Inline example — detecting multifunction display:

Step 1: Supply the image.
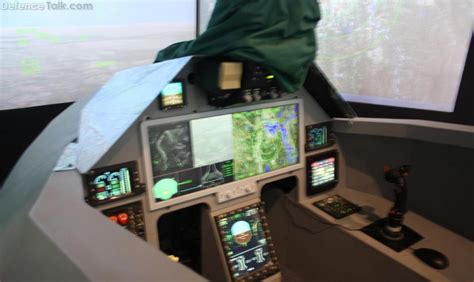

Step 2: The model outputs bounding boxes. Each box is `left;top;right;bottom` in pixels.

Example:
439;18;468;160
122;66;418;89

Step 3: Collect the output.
159;81;186;110
305;122;334;151
83;161;144;206
306;150;338;196
215;203;279;281
142;102;301;205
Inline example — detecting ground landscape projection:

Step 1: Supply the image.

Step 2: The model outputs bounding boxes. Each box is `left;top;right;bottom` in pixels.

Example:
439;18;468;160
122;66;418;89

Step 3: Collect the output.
232;104;299;180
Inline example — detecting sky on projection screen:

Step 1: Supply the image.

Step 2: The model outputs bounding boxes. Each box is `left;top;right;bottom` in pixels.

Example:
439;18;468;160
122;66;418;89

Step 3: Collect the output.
0;0;196;110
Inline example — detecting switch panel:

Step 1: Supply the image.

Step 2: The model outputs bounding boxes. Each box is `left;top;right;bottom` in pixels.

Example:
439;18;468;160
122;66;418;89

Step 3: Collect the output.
216;183;257;203
102;201;146;240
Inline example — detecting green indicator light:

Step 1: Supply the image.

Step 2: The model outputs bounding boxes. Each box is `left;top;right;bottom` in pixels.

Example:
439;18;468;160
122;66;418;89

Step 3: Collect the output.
266;75;274;79
178;180;193;186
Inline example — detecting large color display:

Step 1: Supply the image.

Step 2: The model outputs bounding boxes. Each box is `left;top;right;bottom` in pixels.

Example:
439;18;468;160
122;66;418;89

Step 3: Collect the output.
146;104;299;202
215;203;279;280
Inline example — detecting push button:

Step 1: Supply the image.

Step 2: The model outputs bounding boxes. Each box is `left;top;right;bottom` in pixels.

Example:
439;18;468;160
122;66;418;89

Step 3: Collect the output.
117;213;129;225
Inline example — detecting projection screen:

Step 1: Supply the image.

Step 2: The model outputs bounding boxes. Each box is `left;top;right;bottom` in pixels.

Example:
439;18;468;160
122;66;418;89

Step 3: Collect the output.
200;0;472;113
0;0;196;110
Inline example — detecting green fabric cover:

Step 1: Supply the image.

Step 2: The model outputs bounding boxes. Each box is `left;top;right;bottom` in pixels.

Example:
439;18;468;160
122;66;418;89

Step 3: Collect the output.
154;0;321;93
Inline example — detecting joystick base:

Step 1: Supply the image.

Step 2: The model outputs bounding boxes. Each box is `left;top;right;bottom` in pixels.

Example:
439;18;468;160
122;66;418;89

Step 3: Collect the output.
362;218;423;252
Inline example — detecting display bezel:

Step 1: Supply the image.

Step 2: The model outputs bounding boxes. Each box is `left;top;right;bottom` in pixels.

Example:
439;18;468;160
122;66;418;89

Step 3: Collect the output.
159;80;187;111
214;202;280;281
305;121;333;152
141;99;304;211
306;150;339;196
83;161;144;206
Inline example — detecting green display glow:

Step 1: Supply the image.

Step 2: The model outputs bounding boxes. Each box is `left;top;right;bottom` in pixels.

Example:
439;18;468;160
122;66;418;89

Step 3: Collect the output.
153;178;178;201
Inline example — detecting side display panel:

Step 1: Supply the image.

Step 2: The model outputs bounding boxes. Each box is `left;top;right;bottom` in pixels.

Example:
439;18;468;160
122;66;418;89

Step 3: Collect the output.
306;150;338;196
159;81;186;110
83;161;144;206
215;203;279;281
305;122;334;151
142;101;302;208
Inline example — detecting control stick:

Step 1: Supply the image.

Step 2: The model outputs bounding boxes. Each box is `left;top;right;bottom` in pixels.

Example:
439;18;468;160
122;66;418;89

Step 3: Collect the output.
383;165;411;239
361;164;423;252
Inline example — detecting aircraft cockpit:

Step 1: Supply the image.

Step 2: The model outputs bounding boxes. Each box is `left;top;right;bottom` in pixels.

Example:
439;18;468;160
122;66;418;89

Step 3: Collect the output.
0;1;473;281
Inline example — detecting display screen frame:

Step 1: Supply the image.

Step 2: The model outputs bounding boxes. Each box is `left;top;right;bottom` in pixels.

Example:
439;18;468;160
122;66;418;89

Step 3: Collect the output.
159;80;187;111
214;202;280;281
141;99;304;211
305;121;333;152
306;150;339;196
83;161;144;206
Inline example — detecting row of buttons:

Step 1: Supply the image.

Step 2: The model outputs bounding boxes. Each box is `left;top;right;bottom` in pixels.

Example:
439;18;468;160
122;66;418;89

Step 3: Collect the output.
103;202;146;240
217;184;257;203
314;195;361;219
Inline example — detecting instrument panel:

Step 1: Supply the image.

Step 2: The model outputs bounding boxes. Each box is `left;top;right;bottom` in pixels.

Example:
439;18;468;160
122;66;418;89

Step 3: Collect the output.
78;69;339;282
141;100;304;210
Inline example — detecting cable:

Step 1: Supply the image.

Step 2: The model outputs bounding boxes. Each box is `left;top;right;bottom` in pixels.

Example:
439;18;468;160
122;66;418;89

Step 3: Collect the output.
281;196;335;236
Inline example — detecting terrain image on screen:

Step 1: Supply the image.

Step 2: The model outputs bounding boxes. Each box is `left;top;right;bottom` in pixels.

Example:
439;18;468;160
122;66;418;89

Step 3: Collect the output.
232;104;299;180
148;122;193;176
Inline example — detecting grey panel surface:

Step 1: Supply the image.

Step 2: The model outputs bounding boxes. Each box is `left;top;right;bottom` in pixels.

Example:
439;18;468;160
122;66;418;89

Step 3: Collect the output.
333;118;474;149
0;96;89;278
30;171;205;281
337;132;474;240
1;216;87;280
264;193;426;282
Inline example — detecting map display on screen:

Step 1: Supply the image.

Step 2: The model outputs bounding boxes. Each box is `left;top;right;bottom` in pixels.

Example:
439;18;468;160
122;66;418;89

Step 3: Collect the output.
232;106;299;180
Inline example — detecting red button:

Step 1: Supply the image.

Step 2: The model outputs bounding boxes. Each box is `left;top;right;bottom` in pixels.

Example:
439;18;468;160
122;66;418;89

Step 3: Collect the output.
117;213;129;225
108;215;118;223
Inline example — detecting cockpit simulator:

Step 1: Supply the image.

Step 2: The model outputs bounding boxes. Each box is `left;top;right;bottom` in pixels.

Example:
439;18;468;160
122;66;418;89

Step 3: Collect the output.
1;0;472;281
